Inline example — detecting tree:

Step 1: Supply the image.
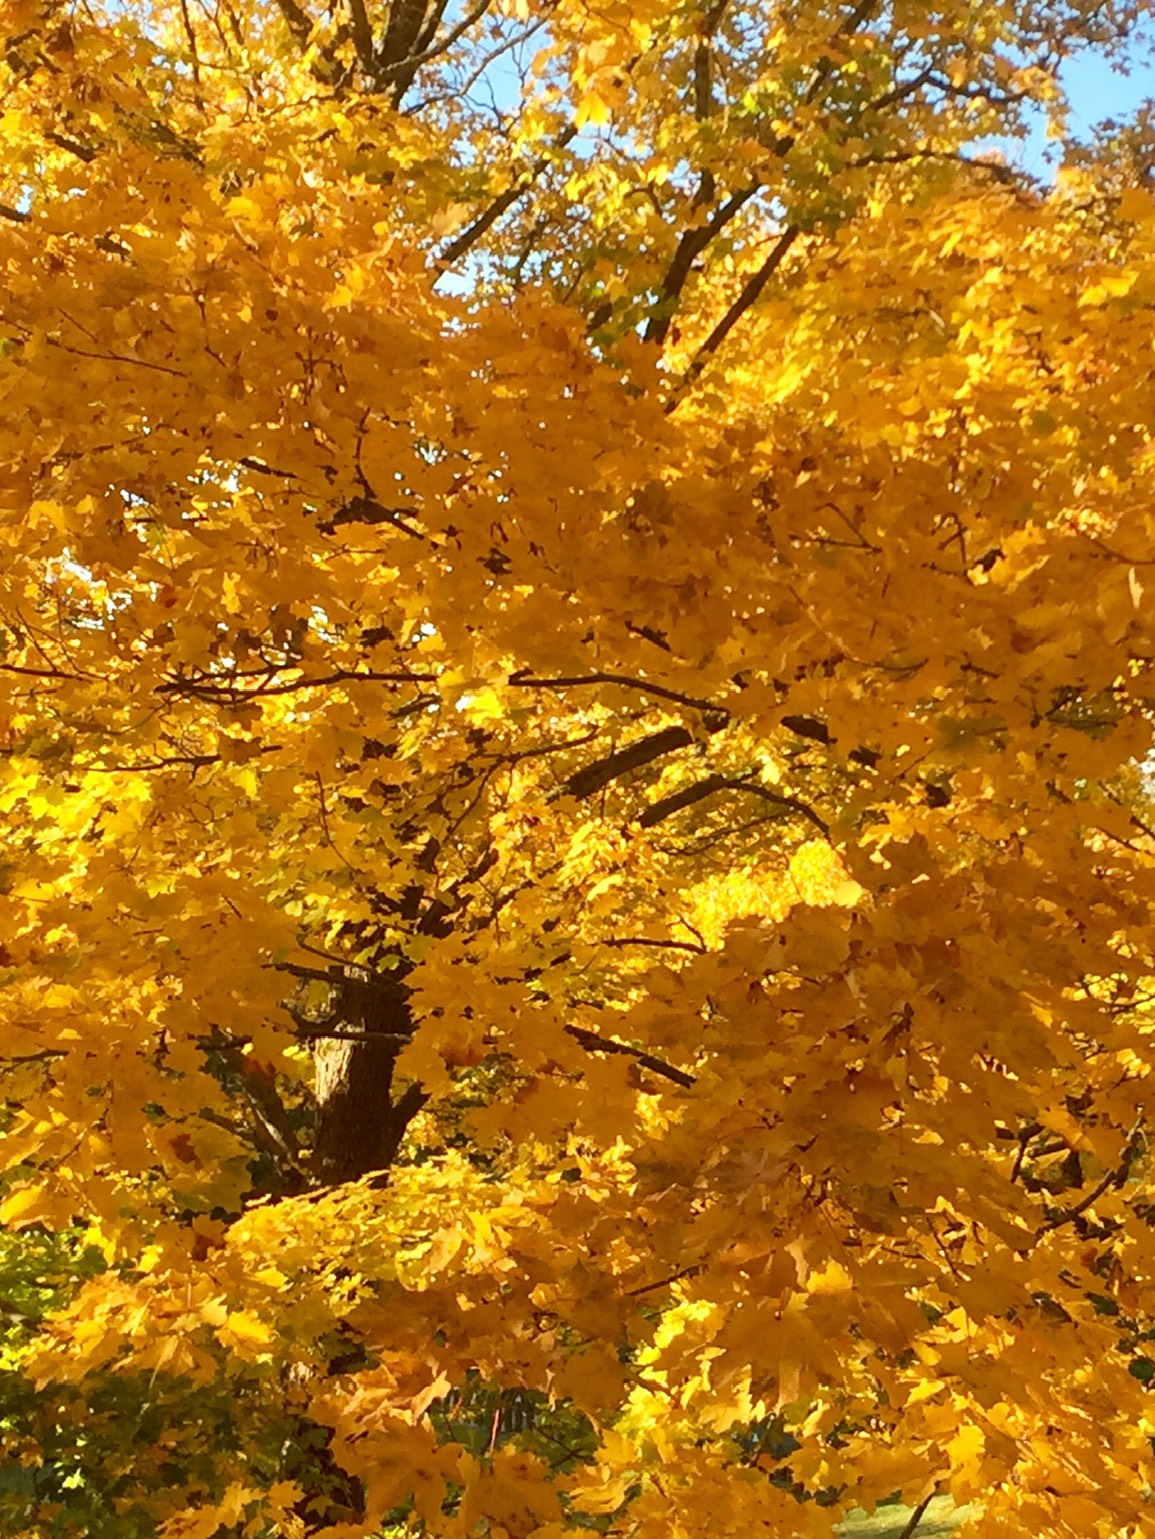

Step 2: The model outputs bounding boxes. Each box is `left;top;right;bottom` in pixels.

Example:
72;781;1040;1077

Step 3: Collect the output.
3;0;1155;1533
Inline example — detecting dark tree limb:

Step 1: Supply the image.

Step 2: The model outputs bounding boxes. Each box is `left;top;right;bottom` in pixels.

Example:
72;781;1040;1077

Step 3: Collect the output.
158;666;436;700
437;125;579;265
780;713;880;768
508;669;728;718
1036;1117;1144;1240
599;936;706;955
45;130;97;162
625;1263;703;1297
646;0;884;349
638;771;829;834
311;970;427;1183
0;1050;65;1072
382;0;488;102
804;0;880;104
377;0;449;97
346;0;376;73
897;1491;938;1539
673;223;800;394
273;0;314;49
560;724;696;800
271;0;348;84
210;1041;303;1171
644;184;760;344
564;1025;695;1089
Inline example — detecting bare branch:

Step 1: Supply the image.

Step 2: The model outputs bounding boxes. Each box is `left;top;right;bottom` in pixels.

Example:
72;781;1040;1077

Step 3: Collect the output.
211;1041;303;1165
45;131;97;163
177;0;203;99
386;0;491;100
377;0;450;96
692;0;730;124
238;455;299;479
0;1050;65;1072
320;494;424;539
649;0;884;354
804;0;880;103
560;725;705;801
1;660;89;681
625;1263;703;1297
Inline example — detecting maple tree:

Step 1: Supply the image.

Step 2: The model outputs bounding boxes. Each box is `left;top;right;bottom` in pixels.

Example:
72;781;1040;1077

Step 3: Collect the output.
4;0;1155;1534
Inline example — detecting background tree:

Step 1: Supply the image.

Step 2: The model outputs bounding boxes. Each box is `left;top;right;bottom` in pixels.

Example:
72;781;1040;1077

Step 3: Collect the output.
4;0;1155;1536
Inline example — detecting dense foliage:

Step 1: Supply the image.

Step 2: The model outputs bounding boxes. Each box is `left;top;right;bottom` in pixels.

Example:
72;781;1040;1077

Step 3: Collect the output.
4;0;1155;1534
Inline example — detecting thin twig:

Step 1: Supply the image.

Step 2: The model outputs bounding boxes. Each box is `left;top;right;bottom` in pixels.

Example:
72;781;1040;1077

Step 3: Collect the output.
599;936;707;955
625;1263;703;1297
509;669;727;717
564;1024;695;1089
158;667;436;698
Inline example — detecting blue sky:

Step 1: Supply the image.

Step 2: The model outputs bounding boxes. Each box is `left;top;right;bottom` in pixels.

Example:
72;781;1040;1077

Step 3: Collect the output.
1013;34;1155;176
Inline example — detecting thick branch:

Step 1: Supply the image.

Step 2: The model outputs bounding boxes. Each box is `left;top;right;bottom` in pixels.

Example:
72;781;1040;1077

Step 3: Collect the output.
639;771;829;834
438;125;578;265
804;0;879;103
273;0;314;47
599;936;706;955
780;713;880;768
561;725;695;800
270;0;347;84
675;224;800;392
346;0;376;73
644;185;759;344
211;1042;302;1170
0;1050;65;1072
45;131;97;163
377;0;449;97
382;0;487;101
647;0;882;349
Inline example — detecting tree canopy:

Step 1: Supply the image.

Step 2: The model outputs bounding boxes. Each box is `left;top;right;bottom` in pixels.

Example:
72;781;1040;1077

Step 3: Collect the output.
4;0;1155;1535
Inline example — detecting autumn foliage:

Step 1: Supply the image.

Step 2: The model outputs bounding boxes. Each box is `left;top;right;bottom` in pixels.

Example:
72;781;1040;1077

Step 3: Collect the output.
5;0;1155;1534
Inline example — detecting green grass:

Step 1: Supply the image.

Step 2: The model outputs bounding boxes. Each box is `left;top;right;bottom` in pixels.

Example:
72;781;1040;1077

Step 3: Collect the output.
838;1494;974;1538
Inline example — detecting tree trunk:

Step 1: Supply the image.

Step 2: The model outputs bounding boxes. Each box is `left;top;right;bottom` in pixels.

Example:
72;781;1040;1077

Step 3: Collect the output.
311;970;426;1184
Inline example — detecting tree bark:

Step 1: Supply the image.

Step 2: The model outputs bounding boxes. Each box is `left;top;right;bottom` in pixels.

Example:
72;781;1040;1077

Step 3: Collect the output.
311;970;426;1184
